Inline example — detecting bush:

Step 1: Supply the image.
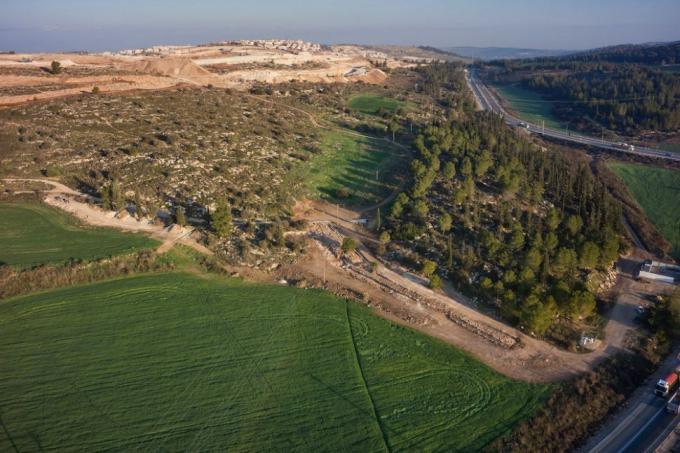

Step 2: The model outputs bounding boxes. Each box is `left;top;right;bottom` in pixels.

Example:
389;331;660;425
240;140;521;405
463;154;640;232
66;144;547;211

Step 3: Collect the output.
421;259;437;277
487;353;658;453
0;251;170;299
49;60;62;75
429;274;442;289
175;207;187;226
335;187;351;199
341;237;357;254
91;86;100;94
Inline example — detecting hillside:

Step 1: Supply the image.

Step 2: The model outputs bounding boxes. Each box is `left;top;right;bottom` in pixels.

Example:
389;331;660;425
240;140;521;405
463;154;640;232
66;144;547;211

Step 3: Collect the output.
565;40;680;65
482;41;680;136
445;46;571;61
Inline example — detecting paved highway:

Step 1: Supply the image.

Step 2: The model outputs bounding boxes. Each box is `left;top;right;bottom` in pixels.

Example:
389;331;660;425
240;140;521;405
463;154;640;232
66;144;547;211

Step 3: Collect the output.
466;70;680;163
466;70;680;451
583;348;680;453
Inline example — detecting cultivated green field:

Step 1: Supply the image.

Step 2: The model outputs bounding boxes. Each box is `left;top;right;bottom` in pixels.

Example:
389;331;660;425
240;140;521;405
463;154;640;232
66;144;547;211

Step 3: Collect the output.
0;202;158;268
493;83;565;130
348;93;406;115
0;273;549;452
608;162;680;258
300;129;410;205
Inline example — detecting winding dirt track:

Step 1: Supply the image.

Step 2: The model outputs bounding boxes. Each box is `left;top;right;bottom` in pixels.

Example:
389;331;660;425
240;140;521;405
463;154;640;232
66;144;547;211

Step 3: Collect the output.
2;178;212;256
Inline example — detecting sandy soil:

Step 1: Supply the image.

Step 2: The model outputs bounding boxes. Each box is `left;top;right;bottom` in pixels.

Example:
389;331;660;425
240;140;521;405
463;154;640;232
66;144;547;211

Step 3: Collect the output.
0;42;403;106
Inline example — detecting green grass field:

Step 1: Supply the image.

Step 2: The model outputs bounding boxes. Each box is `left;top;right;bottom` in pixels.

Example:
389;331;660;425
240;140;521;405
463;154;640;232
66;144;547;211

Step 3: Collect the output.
301;129;409;206
0;202;158;268
348;93;406;115
608;162;680;258
493;83;565;130
0;273;549;452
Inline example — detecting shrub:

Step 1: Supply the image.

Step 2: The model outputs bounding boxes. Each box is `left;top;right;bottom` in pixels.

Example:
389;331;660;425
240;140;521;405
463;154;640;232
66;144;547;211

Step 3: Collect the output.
487;353;658;453
175;207;187;226
49;60;62;74
421;259;437;277
335;187;351;199
341;237;357;254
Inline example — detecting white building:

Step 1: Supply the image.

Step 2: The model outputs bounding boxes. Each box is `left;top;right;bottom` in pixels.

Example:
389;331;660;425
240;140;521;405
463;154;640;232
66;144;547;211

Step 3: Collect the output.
637;260;680;284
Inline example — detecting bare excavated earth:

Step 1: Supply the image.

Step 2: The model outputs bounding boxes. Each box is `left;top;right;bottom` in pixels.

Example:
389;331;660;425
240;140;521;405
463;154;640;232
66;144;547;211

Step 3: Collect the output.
0;41;411;106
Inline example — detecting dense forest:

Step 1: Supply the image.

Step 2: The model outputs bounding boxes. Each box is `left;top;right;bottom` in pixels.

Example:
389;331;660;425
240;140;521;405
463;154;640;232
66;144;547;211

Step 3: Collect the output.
493;41;680;67
382;64;624;337
524;64;680;134
483;41;680;135
565;41;680;65
485;63;680;135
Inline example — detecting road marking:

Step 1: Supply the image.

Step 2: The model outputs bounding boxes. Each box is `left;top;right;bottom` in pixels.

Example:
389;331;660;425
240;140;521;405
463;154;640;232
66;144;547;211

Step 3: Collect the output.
644;413;679;453
589;402;649;452
618;405;666;453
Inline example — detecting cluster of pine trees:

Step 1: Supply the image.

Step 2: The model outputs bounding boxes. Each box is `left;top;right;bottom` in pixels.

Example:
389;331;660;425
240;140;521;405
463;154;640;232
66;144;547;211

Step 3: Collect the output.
564;41;680;65
416;62;477;112
384;109;623;335
524;64;680;134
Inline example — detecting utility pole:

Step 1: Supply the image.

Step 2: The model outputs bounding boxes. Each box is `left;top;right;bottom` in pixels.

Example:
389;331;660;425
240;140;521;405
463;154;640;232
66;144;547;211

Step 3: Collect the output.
541;119;545;135
375;169;379;181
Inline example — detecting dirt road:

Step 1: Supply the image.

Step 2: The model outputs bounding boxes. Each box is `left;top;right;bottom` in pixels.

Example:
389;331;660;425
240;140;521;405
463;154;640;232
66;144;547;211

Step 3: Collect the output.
3;177;660;382
2;178;213;256
291;199;664;383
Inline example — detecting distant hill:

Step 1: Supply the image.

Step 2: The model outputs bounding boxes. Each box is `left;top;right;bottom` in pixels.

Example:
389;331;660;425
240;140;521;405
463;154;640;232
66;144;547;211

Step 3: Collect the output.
442;47;571;61
361;45;470;62
564;41;680;65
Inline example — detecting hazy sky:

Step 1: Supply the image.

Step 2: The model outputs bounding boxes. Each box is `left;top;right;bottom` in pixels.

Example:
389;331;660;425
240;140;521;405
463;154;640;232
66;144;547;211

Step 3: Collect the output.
2;0;679;52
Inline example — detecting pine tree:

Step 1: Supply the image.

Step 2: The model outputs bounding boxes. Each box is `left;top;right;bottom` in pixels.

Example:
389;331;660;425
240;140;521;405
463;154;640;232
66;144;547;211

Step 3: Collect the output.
212;197;233;238
175;207;187;226
101;187;111;210
134;191;142;218
110;180;123;211
447;234;453;270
